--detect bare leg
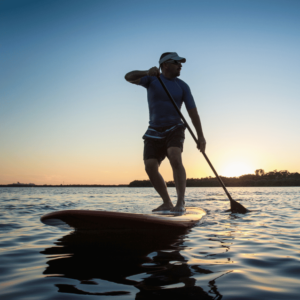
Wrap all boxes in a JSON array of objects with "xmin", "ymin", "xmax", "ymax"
[
  {"xmin": 167, "ymin": 147, "xmax": 186, "ymax": 212},
  {"xmin": 144, "ymin": 159, "xmax": 174, "ymax": 211}
]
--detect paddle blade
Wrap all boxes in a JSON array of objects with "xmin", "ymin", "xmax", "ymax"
[{"xmin": 230, "ymin": 199, "xmax": 248, "ymax": 214}]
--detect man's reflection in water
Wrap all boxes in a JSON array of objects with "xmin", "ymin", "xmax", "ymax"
[{"xmin": 41, "ymin": 228, "xmax": 222, "ymax": 299}]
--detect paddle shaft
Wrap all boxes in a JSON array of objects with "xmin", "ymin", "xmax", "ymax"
[{"xmin": 157, "ymin": 76, "xmax": 234, "ymax": 202}]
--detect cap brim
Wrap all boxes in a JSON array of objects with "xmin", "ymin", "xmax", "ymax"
[
  {"xmin": 172, "ymin": 56, "xmax": 186, "ymax": 63},
  {"xmin": 177, "ymin": 58, "xmax": 186, "ymax": 63}
]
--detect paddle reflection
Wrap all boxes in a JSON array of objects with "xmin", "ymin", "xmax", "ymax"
[{"xmin": 41, "ymin": 228, "xmax": 222, "ymax": 299}]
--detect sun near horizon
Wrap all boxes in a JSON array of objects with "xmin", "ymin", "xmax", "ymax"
[{"xmin": 219, "ymin": 161, "xmax": 254, "ymax": 178}]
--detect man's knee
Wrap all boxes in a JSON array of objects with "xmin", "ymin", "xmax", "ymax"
[
  {"xmin": 144, "ymin": 159, "xmax": 159, "ymax": 175},
  {"xmin": 169, "ymin": 157, "xmax": 182, "ymax": 169},
  {"xmin": 168, "ymin": 148, "xmax": 183, "ymax": 169}
]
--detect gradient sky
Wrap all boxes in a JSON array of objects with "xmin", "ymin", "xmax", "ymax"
[{"xmin": 1, "ymin": 0, "xmax": 299, "ymax": 185}]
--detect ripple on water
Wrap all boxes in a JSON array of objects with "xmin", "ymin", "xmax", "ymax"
[{"xmin": 0, "ymin": 187, "xmax": 300, "ymax": 299}]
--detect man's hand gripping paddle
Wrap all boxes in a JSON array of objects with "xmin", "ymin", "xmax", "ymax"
[{"xmin": 156, "ymin": 75, "xmax": 248, "ymax": 214}]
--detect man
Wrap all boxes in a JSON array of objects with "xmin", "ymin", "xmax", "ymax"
[{"xmin": 125, "ymin": 52, "xmax": 206, "ymax": 212}]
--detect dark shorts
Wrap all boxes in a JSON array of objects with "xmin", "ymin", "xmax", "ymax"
[{"xmin": 143, "ymin": 125, "xmax": 185, "ymax": 164}]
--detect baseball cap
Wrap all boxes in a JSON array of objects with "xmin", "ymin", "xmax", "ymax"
[{"xmin": 159, "ymin": 52, "xmax": 186, "ymax": 65}]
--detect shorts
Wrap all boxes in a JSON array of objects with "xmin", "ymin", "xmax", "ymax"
[{"xmin": 143, "ymin": 125, "xmax": 185, "ymax": 164}]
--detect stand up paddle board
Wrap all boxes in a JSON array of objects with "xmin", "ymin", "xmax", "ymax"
[{"xmin": 41, "ymin": 207, "xmax": 205, "ymax": 231}]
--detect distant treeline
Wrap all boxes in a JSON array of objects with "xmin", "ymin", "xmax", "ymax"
[
  {"xmin": 129, "ymin": 169, "xmax": 300, "ymax": 187},
  {"xmin": 2, "ymin": 170, "xmax": 300, "ymax": 188}
]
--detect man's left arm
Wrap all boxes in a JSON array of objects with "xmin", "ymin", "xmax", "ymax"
[{"xmin": 188, "ymin": 107, "xmax": 206, "ymax": 153}]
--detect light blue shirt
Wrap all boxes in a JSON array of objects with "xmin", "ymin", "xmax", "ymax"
[{"xmin": 138, "ymin": 74, "xmax": 196, "ymax": 127}]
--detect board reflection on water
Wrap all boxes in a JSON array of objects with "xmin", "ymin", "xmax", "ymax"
[
  {"xmin": 2, "ymin": 187, "xmax": 300, "ymax": 299},
  {"xmin": 41, "ymin": 226, "xmax": 223, "ymax": 299}
]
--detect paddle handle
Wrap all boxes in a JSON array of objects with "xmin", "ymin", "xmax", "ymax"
[{"xmin": 157, "ymin": 76, "xmax": 234, "ymax": 202}]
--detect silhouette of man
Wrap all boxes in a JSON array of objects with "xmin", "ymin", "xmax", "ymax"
[{"xmin": 125, "ymin": 52, "xmax": 206, "ymax": 212}]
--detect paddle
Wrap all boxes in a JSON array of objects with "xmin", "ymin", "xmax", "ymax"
[{"xmin": 157, "ymin": 75, "xmax": 248, "ymax": 213}]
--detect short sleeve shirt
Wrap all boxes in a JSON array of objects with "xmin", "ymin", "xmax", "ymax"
[{"xmin": 138, "ymin": 74, "xmax": 196, "ymax": 127}]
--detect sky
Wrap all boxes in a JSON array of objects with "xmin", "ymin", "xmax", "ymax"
[{"xmin": 1, "ymin": 0, "xmax": 299, "ymax": 185}]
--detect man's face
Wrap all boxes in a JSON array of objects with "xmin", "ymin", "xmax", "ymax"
[{"xmin": 164, "ymin": 60, "xmax": 182, "ymax": 77}]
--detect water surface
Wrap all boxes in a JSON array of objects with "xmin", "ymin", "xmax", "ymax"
[{"xmin": 0, "ymin": 187, "xmax": 300, "ymax": 299}]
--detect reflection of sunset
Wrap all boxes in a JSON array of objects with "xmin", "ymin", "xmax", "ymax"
[{"xmin": 220, "ymin": 161, "xmax": 253, "ymax": 178}]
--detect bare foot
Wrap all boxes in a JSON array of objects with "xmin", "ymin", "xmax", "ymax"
[
  {"xmin": 171, "ymin": 202, "xmax": 185, "ymax": 212},
  {"xmin": 152, "ymin": 203, "xmax": 174, "ymax": 212}
]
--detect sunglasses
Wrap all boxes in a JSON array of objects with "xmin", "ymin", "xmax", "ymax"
[{"xmin": 165, "ymin": 60, "xmax": 182, "ymax": 65}]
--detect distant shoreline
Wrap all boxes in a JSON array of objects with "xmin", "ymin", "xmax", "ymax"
[
  {"xmin": 1, "ymin": 184, "xmax": 300, "ymax": 187},
  {"xmin": 2, "ymin": 170, "xmax": 300, "ymax": 188},
  {"xmin": 0, "ymin": 184, "xmax": 128, "ymax": 188}
]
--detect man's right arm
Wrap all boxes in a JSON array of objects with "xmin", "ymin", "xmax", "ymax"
[{"xmin": 124, "ymin": 67, "xmax": 160, "ymax": 85}]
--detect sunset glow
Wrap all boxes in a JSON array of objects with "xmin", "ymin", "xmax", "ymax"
[
  {"xmin": 1, "ymin": 0, "xmax": 300, "ymax": 185},
  {"xmin": 220, "ymin": 161, "xmax": 254, "ymax": 178}
]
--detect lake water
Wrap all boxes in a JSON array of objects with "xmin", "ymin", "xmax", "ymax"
[{"xmin": 0, "ymin": 186, "xmax": 300, "ymax": 300}]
